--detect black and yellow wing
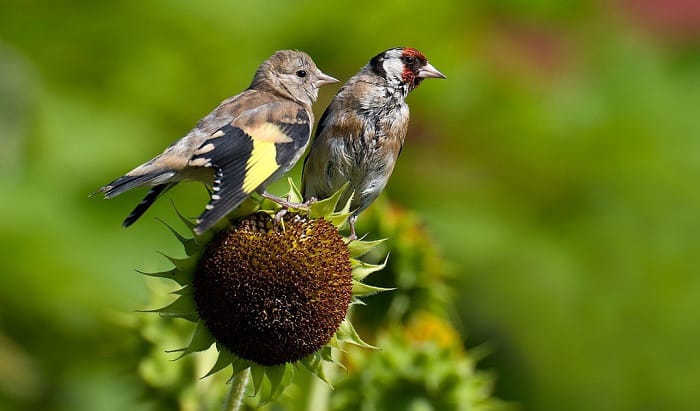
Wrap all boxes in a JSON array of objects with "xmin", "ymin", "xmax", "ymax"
[{"xmin": 190, "ymin": 103, "xmax": 311, "ymax": 234}]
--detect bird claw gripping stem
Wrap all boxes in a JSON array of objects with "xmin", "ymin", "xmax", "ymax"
[
  {"xmin": 260, "ymin": 191, "xmax": 316, "ymax": 212},
  {"xmin": 260, "ymin": 191, "xmax": 320, "ymax": 230}
]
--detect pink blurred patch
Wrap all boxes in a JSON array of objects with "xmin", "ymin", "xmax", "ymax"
[
  {"xmin": 617, "ymin": 0, "xmax": 700, "ymax": 40},
  {"xmin": 480, "ymin": 21, "xmax": 577, "ymax": 83}
]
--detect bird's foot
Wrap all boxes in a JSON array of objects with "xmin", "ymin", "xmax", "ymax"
[
  {"xmin": 346, "ymin": 215, "xmax": 359, "ymax": 242},
  {"xmin": 260, "ymin": 191, "xmax": 315, "ymax": 212},
  {"xmin": 273, "ymin": 208, "xmax": 288, "ymax": 226}
]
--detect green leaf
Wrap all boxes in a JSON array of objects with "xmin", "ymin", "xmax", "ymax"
[
  {"xmin": 265, "ymin": 363, "xmax": 295, "ymax": 403},
  {"xmin": 319, "ymin": 345, "xmax": 333, "ymax": 361},
  {"xmin": 170, "ymin": 321, "xmax": 215, "ymax": 359},
  {"xmin": 348, "ymin": 238, "xmax": 387, "ymax": 258},
  {"xmin": 336, "ymin": 318, "xmax": 375, "ymax": 349},
  {"xmin": 336, "ymin": 189, "xmax": 353, "ymax": 214},
  {"xmin": 157, "ymin": 252, "xmax": 197, "ymax": 274},
  {"xmin": 229, "ymin": 357, "xmax": 251, "ymax": 379},
  {"xmin": 171, "ymin": 284, "xmax": 193, "ymax": 295},
  {"xmin": 309, "ymin": 182, "xmax": 350, "ymax": 218},
  {"xmin": 135, "ymin": 267, "xmax": 189, "ymax": 287},
  {"xmin": 171, "ymin": 200, "xmax": 197, "ymax": 233},
  {"xmin": 352, "ymin": 279, "xmax": 394, "ymax": 297},
  {"xmin": 300, "ymin": 353, "xmax": 332, "ymax": 387},
  {"xmin": 203, "ymin": 345, "xmax": 237, "ymax": 378},
  {"xmin": 151, "ymin": 295, "xmax": 198, "ymax": 322},
  {"xmin": 287, "ymin": 177, "xmax": 303, "ymax": 203},
  {"xmin": 227, "ymin": 196, "xmax": 262, "ymax": 221},
  {"xmin": 250, "ymin": 363, "xmax": 266, "ymax": 396},
  {"xmin": 155, "ymin": 217, "xmax": 199, "ymax": 256},
  {"xmin": 351, "ymin": 255, "xmax": 388, "ymax": 281},
  {"xmin": 326, "ymin": 210, "xmax": 353, "ymax": 229}
]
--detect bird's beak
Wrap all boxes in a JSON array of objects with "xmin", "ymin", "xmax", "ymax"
[
  {"xmin": 417, "ymin": 62, "xmax": 447, "ymax": 79},
  {"xmin": 314, "ymin": 71, "xmax": 340, "ymax": 88}
]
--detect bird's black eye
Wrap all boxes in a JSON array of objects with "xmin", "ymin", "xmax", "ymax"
[
  {"xmin": 296, "ymin": 70, "xmax": 307, "ymax": 78},
  {"xmin": 404, "ymin": 56, "xmax": 416, "ymax": 65}
]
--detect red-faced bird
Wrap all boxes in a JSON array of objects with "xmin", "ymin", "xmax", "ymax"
[{"xmin": 302, "ymin": 47, "xmax": 445, "ymax": 238}]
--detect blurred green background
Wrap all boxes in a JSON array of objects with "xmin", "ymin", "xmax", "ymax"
[{"xmin": 1, "ymin": 0, "xmax": 699, "ymax": 410}]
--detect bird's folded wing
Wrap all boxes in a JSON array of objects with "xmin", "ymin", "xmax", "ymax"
[{"xmin": 190, "ymin": 102, "xmax": 311, "ymax": 233}]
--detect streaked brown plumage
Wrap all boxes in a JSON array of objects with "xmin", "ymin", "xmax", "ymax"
[
  {"xmin": 302, "ymin": 47, "xmax": 445, "ymax": 238},
  {"xmin": 96, "ymin": 50, "xmax": 338, "ymax": 234}
]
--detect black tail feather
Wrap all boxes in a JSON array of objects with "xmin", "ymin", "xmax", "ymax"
[
  {"xmin": 122, "ymin": 183, "xmax": 174, "ymax": 227},
  {"xmin": 100, "ymin": 173, "xmax": 161, "ymax": 199}
]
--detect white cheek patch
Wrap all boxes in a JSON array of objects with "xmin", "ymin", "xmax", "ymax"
[{"xmin": 382, "ymin": 59, "xmax": 405, "ymax": 83}]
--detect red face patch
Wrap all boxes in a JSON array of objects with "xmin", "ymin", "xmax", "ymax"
[
  {"xmin": 401, "ymin": 68, "xmax": 415, "ymax": 85},
  {"xmin": 402, "ymin": 47, "xmax": 426, "ymax": 62},
  {"xmin": 400, "ymin": 48, "xmax": 427, "ymax": 87}
]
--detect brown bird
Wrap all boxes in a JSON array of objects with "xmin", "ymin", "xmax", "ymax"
[
  {"xmin": 301, "ymin": 47, "xmax": 445, "ymax": 238},
  {"xmin": 96, "ymin": 50, "xmax": 338, "ymax": 234}
]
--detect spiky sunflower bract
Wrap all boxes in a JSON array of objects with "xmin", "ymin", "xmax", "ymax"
[{"xmin": 139, "ymin": 179, "xmax": 390, "ymax": 405}]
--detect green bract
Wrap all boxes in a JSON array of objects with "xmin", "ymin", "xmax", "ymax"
[{"xmin": 140, "ymin": 180, "xmax": 389, "ymax": 403}]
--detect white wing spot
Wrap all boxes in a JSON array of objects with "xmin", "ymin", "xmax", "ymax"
[
  {"xmin": 211, "ymin": 194, "xmax": 221, "ymax": 200},
  {"xmin": 205, "ymin": 204, "xmax": 214, "ymax": 210}
]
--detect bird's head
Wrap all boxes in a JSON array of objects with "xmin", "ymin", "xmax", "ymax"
[
  {"xmin": 369, "ymin": 47, "xmax": 446, "ymax": 93},
  {"xmin": 251, "ymin": 50, "xmax": 339, "ymax": 106}
]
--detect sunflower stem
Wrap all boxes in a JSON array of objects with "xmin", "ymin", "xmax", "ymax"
[
  {"xmin": 223, "ymin": 368, "xmax": 250, "ymax": 411},
  {"xmin": 306, "ymin": 366, "xmax": 332, "ymax": 411}
]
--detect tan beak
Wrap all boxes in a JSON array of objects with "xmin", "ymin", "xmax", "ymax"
[
  {"xmin": 417, "ymin": 62, "xmax": 446, "ymax": 79},
  {"xmin": 314, "ymin": 71, "xmax": 340, "ymax": 88}
]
